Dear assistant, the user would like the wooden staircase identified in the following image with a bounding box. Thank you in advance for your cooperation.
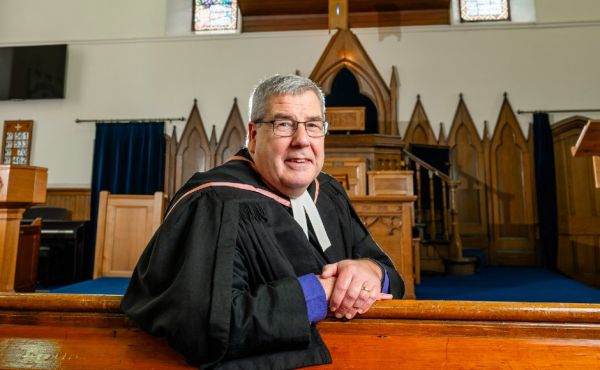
[403,149,477,275]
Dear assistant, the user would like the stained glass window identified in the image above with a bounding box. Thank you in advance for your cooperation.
[193,0,238,32]
[459,0,510,22]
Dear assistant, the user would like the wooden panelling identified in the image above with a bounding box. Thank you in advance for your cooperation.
[351,195,416,299]
[367,170,414,196]
[488,95,536,265]
[323,157,367,196]
[325,134,406,171]
[552,116,600,288]
[239,1,450,32]
[44,188,91,220]
[326,106,366,131]
[2,294,600,369]
[446,95,489,257]
[93,191,166,278]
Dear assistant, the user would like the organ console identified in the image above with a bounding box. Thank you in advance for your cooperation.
[20,219,90,287]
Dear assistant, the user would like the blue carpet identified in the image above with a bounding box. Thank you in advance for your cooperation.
[49,278,130,295]
[416,266,600,303]
[48,267,600,303]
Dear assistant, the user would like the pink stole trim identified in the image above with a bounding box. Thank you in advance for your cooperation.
[166,156,321,218]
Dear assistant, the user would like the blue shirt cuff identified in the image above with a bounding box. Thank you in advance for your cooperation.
[297,273,328,324]
[371,259,390,294]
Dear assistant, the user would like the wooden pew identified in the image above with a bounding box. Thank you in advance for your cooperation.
[1,294,599,369]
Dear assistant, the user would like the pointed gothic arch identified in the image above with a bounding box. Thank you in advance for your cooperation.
[175,100,214,189]
[309,29,398,135]
[215,98,247,166]
[404,95,437,145]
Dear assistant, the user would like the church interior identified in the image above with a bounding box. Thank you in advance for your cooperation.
[1,0,600,368]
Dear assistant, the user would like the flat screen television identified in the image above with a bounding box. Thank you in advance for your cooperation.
[0,44,67,100]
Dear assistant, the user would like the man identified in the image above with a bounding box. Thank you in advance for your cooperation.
[121,74,404,369]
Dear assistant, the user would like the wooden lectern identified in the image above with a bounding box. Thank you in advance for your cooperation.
[0,165,47,292]
[572,120,600,188]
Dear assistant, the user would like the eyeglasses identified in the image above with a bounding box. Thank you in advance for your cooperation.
[256,119,329,138]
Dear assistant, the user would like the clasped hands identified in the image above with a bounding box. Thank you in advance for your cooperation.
[317,259,393,320]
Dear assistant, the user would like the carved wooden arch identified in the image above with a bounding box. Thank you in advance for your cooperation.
[488,94,536,265]
[404,95,437,145]
[309,29,398,136]
[175,99,214,190]
[447,94,489,251]
[215,98,247,166]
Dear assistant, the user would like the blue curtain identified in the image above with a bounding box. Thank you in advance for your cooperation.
[85,122,165,279]
[533,112,559,272]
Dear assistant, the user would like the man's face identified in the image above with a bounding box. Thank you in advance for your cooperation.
[248,91,325,198]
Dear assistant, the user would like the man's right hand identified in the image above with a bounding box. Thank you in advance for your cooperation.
[320,260,393,320]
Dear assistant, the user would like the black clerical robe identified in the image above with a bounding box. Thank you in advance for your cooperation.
[121,149,404,370]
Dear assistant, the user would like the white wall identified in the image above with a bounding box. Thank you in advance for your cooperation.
[0,1,599,186]
[536,0,600,23]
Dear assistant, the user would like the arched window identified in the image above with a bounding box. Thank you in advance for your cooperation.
[459,0,510,22]
[193,0,239,32]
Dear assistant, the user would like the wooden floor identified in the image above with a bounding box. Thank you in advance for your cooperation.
[1,294,600,369]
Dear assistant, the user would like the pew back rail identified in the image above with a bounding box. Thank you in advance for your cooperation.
[1,294,600,369]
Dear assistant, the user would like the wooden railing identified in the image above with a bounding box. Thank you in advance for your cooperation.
[402,149,475,273]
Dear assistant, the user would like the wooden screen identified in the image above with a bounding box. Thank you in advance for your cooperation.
[215,99,246,166]
[488,95,536,265]
[446,95,490,256]
[175,101,214,190]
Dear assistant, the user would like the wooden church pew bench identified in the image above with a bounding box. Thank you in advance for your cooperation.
[1,294,600,369]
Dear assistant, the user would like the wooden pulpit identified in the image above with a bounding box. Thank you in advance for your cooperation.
[572,119,600,188]
[0,165,47,292]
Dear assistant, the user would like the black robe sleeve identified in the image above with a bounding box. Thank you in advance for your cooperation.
[121,190,236,367]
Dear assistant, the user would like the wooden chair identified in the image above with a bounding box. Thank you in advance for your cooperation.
[14,218,42,292]
[93,191,166,279]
